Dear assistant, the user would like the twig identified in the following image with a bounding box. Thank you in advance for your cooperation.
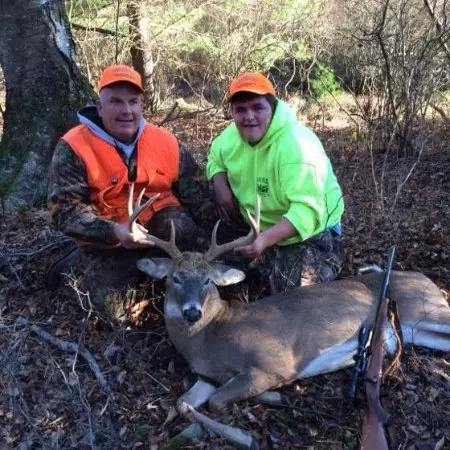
[156,101,179,127]
[10,237,73,258]
[144,370,170,392]
[389,136,426,216]
[156,106,217,127]
[5,257,25,291]
[114,0,120,63]
[15,317,110,392]
[71,22,127,38]
[430,102,450,125]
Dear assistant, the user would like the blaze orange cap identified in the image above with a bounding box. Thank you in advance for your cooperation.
[228,72,276,101]
[97,64,143,92]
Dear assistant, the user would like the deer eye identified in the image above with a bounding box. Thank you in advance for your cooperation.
[203,278,210,287]
[172,274,182,285]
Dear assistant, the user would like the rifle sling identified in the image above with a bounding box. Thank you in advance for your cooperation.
[384,300,403,378]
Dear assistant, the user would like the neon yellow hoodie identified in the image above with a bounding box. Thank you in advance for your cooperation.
[206,100,344,245]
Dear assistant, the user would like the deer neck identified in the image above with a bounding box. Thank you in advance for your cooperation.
[164,291,230,360]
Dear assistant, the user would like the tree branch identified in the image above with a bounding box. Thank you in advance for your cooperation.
[71,22,126,38]
[422,0,450,66]
[16,317,110,392]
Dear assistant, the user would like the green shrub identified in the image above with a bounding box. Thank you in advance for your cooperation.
[310,63,341,98]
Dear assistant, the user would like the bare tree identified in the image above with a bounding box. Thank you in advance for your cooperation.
[338,0,450,153]
[0,0,92,209]
[128,0,160,112]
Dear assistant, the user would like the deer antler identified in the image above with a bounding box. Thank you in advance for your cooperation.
[128,183,183,261]
[205,195,261,262]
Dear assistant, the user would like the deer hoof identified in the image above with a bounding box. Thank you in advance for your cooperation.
[176,398,190,416]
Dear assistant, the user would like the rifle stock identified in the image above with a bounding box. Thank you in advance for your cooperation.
[358,294,390,450]
[359,408,390,450]
[358,247,396,450]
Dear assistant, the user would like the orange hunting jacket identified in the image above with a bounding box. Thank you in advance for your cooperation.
[62,123,180,224]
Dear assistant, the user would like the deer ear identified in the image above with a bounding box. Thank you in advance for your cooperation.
[209,264,246,286]
[137,258,173,279]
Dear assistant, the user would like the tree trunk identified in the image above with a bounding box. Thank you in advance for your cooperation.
[128,1,160,112]
[0,0,93,210]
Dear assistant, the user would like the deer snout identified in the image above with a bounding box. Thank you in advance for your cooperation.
[183,305,202,323]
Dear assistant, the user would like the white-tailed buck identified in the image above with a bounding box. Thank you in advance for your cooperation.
[130,186,450,445]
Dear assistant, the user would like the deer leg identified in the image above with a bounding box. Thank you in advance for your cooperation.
[208,369,283,414]
[177,378,217,415]
[402,326,450,352]
[253,390,292,407]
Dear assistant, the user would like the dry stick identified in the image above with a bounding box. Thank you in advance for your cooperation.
[15,317,110,392]
[156,104,217,127]
[430,103,450,124]
[144,370,170,392]
[70,22,127,38]
[10,237,72,258]
[183,403,259,450]
[422,0,450,66]
[5,257,25,291]
[156,101,179,127]
[389,136,426,216]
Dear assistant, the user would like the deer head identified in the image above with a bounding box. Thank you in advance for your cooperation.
[130,183,261,323]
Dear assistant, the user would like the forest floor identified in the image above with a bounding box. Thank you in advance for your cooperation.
[0,103,449,450]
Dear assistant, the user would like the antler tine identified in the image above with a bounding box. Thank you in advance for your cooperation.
[128,182,160,233]
[146,220,183,261]
[205,194,261,262]
[127,183,182,260]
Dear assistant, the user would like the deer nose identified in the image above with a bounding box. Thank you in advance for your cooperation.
[183,306,202,323]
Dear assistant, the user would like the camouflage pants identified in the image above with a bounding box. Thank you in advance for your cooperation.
[196,198,344,294]
[49,205,196,320]
[259,230,343,293]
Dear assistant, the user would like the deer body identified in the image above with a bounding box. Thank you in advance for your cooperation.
[137,253,450,412]
[130,188,449,446]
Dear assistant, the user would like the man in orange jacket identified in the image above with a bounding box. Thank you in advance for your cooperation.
[47,64,203,321]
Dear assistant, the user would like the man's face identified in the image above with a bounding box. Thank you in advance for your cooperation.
[96,83,143,142]
[231,96,273,144]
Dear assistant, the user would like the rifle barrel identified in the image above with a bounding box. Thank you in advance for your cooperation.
[358,246,396,450]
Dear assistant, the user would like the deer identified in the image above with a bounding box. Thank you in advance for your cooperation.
[128,185,450,448]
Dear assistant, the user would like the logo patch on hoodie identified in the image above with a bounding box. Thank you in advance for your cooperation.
[256,177,269,196]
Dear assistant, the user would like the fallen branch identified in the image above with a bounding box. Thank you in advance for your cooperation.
[10,237,73,258]
[15,317,110,392]
[156,105,218,127]
[430,103,450,125]
[183,403,259,450]
[4,256,25,291]
[156,101,180,127]
[71,22,127,38]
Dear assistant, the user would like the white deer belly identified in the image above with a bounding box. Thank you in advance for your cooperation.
[297,324,400,379]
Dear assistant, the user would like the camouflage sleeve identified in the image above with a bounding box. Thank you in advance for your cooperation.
[173,147,212,221]
[47,140,120,245]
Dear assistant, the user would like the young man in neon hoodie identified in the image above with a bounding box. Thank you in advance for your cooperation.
[47,65,205,321]
[207,72,344,294]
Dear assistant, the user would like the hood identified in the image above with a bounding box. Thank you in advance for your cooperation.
[77,106,146,160]
[229,99,298,151]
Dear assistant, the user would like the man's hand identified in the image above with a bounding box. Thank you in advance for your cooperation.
[235,219,298,259]
[213,173,238,222]
[112,222,155,249]
[235,233,268,259]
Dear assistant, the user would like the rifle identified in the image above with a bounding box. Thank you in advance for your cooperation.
[348,247,396,450]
